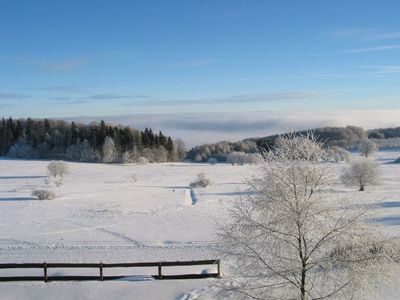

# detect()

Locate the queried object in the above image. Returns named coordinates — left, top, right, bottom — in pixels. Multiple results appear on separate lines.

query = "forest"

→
left=0, top=118, right=185, bottom=163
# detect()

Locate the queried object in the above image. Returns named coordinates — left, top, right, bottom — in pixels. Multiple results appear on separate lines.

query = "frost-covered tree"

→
left=47, top=161, right=68, bottom=177
left=79, top=139, right=100, bottom=162
left=174, top=138, right=187, bottom=161
left=326, top=146, right=351, bottom=163
left=8, top=138, right=34, bottom=158
left=102, top=136, right=117, bottom=163
left=227, top=152, right=264, bottom=165
left=341, top=159, right=381, bottom=191
left=359, top=139, right=377, bottom=158
left=137, top=156, right=149, bottom=164
left=218, top=132, right=398, bottom=299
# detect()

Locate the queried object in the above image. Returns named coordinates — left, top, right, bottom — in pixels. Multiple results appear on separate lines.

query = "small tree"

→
left=47, top=161, right=68, bottom=177
left=359, top=139, right=377, bottom=157
left=327, top=146, right=350, bottom=163
left=102, top=136, right=117, bottom=163
left=218, top=132, right=397, bottom=299
left=341, top=159, right=381, bottom=191
left=174, top=138, right=187, bottom=161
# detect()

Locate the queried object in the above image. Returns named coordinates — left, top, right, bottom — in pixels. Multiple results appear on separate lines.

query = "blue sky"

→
left=1, top=0, right=400, bottom=120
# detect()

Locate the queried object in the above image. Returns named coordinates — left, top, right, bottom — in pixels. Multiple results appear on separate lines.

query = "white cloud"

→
left=66, top=109, right=400, bottom=147
left=0, top=92, right=29, bottom=99
left=123, top=91, right=329, bottom=107
left=365, top=32, right=400, bottom=41
left=343, top=45, right=400, bottom=53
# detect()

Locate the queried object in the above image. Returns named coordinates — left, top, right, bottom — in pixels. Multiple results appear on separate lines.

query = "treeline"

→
left=187, top=140, right=259, bottom=162
left=0, top=117, right=186, bottom=163
left=253, top=126, right=368, bottom=150
left=188, top=125, right=400, bottom=162
left=368, top=127, right=400, bottom=139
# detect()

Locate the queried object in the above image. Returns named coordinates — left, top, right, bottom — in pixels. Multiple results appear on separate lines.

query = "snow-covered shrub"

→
left=137, top=156, right=149, bottom=164
left=226, top=152, right=244, bottom=165
left=226, top=152, right=264, bottom=165
left=47, top=161, right=68, bottom=177
left=189, top=172, right=212, bottom=188
left=243, top=153, right=264, bottom=164
left=32, top=189, right=56, bottom=200
left=341, top=159, right=381, bottom=191
left=8, top=138, right=34, bottom=158
left=327, top=146, right=351, bottom=163
left=121, top=151, right=133, bottom=163
left=208, top=157, right=218, bottom=165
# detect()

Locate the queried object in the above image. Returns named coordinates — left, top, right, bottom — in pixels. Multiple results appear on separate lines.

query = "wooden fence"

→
left=0, top=259, right=220, bottom=282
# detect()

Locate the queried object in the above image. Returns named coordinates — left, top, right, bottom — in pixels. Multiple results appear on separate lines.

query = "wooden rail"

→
left=0, top=259, right=221, bottom=282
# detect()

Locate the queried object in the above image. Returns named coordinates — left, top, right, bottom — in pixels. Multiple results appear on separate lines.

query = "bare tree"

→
left=359, top=139, right=377, bottom=158
left=341, top=159, right=381, bottom=191
left=47, top=161, right=68, bottom=177
left=217, top=132, right=398, bottom=299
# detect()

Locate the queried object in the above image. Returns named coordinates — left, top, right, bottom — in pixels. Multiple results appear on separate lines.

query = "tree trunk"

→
left=301, top=267, right=306, bottom=300
left=359, top=185, right=365, bottom=191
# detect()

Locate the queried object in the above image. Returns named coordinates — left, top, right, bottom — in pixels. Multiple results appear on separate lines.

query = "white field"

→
left=0, top=150, right=400, bottom=299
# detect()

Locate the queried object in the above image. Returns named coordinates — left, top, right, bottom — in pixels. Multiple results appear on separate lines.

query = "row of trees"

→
left=368, top=127, right=400, bottom=139
left=0, top=118, right=186, bottom=163
left=188, top=126, right=384, bottom=163
left=187, top=140, right=260, bottom=162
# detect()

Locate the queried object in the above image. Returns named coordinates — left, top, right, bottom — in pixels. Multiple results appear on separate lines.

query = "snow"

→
left=0, top=150, right=400, bottom=299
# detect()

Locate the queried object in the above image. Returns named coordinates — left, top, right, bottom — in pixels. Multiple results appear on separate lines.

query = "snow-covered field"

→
left=0, top=150, right=400, bottom=299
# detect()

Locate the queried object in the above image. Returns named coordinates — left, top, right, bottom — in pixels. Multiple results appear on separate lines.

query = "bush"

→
left=226, top=152, right=264, bottom=165
left=189, top=172, right=212, bottom=188
left=208, top=157, right=218, bottom=165
left=327, top=146, right=351, bottom=163
left=32, top=189, right=56, bottom=200
left=137, top=157, right=149, bottom=164
left=47, top=161, right=68, bottom=177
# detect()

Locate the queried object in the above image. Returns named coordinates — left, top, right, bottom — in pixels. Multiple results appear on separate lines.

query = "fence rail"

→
left=0, top=259, right=221, bottom=282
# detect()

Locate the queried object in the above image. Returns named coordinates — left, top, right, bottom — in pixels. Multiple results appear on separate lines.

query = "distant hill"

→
left=187, top=126, right=400, bottom=162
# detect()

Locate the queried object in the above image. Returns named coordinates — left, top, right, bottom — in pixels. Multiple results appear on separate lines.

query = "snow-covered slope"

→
left=0, top=150, right=400, bottom=299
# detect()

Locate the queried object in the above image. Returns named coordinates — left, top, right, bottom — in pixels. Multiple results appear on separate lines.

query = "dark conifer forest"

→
left=0, top=118, right=185, bottom=163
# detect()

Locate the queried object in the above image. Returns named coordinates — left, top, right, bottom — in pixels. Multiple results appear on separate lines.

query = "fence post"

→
left=158, top=262, right=162, bottom=279
left=43, top=262, right=48, bottom=282
left=100, top=262, right=103, bottom=281
left=217, top=260, right=221, bottom=277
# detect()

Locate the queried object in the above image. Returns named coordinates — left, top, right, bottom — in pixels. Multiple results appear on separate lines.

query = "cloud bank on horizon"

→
left=69, top=109, right=400, bottom=147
